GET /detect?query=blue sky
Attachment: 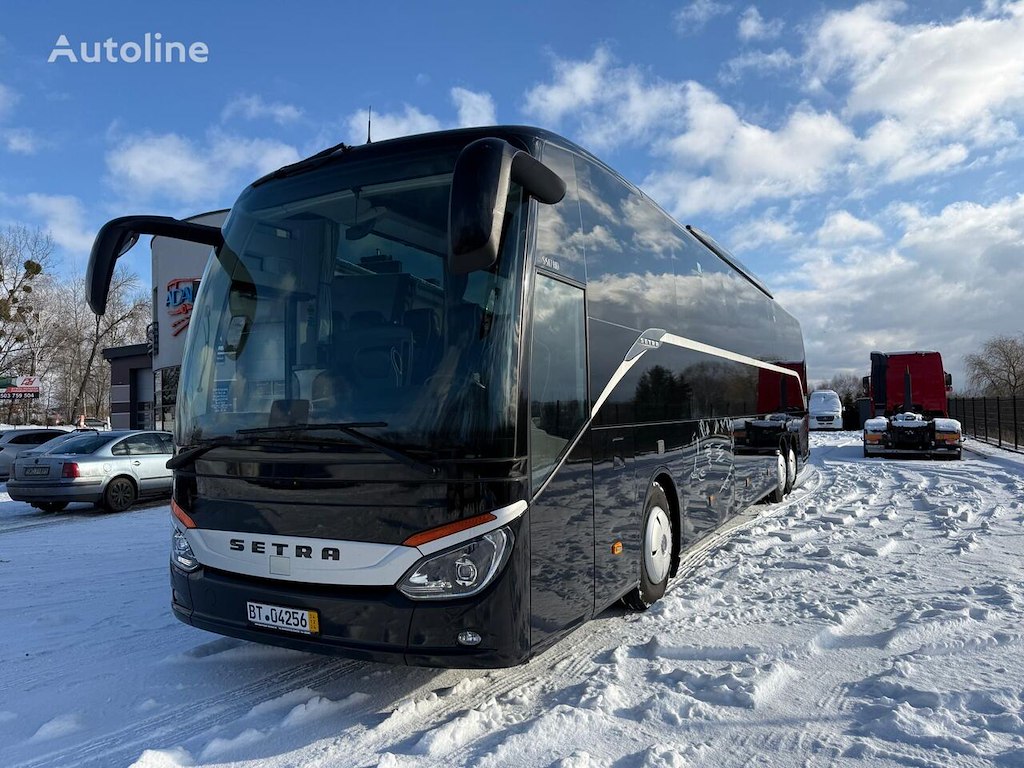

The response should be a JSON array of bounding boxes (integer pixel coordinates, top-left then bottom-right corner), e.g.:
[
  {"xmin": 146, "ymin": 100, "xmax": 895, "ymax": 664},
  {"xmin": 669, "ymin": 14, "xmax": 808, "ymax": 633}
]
[{"xmin": 2, "ymin": 0, "xmax": 1023, "ymax": 387}]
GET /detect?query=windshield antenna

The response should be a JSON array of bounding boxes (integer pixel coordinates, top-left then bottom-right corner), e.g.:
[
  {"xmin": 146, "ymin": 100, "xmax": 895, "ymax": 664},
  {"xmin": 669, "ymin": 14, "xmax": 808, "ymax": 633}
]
[{"xmin": 367, "ymin": 106, "xmax": 372, "ymax": 144}]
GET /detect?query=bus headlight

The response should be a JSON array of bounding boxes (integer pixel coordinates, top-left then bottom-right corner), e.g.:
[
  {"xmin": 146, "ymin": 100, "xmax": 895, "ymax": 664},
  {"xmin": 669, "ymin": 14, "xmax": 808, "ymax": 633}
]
[
  {"xmin": 172, "ymin": 527, "xmax": 200, "ymax": 572},
  {"xmin": 398, "ymin": 528, "xmax": 513, "ymax": 600}
]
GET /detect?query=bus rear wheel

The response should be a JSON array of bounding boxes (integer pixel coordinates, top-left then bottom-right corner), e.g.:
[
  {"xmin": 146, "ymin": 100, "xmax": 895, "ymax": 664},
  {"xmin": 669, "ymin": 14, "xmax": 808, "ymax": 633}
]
[
  {"xmin": 623, "ymin": 481, "xmax": 673, "ymax": 611},
  {"xmin": 769, "ymin": 449, "xmax": 787, "ymax": 503},
  {"xmin": 784, "ymin": 443, "xmax": 798, "ymax": 494}
]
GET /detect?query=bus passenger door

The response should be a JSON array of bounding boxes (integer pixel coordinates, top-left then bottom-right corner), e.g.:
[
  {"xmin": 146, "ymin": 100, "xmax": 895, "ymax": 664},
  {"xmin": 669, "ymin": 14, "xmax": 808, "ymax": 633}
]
[{"xmin": 528, "ymin": 274, "xmax": 594, "ymax": 650}]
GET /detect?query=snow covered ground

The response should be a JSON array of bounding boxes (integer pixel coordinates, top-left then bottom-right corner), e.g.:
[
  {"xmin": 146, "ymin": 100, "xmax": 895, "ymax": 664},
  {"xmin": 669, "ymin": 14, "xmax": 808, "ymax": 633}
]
[{"xmin": 3, "ymin": 432, "xmax": 1024, "ymax": 768}]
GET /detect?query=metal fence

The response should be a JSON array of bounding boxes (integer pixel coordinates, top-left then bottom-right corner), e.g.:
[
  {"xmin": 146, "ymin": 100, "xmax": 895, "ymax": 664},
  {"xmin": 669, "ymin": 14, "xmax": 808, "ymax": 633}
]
[{"xmin": 949, "ymin": 397, "xmax": 1024, "ymax": 452}]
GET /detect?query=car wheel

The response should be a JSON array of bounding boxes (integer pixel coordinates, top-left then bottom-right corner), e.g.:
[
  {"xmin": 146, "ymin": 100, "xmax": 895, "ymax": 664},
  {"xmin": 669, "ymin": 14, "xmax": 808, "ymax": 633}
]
[
  {"xmin": 622, "ymin": 481, "xmax": 674, "ymax": 610},
  {"xmin": 38, "ymin": 502, "xmax": 68, "ymax": 513},
  {"xmin": 784, "ymin": 443, "xmax": 798, "ymax": 494},
  {"xmin": 103, "ymin": 476, "xmax": 137, "ymax": 512}
]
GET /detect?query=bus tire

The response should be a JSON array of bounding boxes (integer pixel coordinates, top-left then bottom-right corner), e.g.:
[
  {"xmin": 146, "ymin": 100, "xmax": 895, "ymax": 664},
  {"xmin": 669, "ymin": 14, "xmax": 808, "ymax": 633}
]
[
  {"xmin": 769, "ymin": 449, "xmax": 787, "ymax": 503},
  {"xmin": 623, "ymin": 481, "xmax": 673, "ymax": 611},
  {"xmin": 784, "ymin": 443, "xmax": 797, "ymax": 494}
]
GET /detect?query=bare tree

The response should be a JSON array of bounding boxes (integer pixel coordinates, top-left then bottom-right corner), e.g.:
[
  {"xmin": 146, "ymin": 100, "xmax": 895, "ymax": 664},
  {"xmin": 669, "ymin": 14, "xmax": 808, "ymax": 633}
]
[
  {"xmin": 812, "ymin": 373, "xmax": 863, "ymax": 403},
  {"xmin": 32, "ymin": 267, "xmax": 148, "ymax": 421},
  {"xmin": 965, "ymin": 334, "xmax": 1024, "ymax": 396},
  {"xmin": 0, "ymin": 225, "xmax": 53, "ymax": 376}
]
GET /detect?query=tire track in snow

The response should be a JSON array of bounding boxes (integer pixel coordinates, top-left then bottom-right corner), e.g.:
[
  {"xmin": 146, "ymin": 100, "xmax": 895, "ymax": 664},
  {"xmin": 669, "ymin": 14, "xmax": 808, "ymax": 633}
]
[{"xmin": 8, "ymin": 655, "xmax": 366, "ymax": 768}]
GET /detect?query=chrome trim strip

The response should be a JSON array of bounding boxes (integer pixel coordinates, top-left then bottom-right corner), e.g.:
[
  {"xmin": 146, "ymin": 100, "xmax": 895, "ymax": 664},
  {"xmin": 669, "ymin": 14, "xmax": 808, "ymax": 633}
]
[
  {"xmin": 177, "ymin": 500, "xmax": 529, "ymax": 586},
  {"xmin": 591, "ymin": 328, "xmax": 804, "ymax": 420}
]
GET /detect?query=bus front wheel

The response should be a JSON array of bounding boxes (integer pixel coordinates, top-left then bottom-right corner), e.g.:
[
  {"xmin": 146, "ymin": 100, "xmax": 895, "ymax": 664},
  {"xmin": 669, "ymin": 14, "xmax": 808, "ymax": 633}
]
[{"xmin": 623, "ymin": 481, "xmax": 674, "ymax": 611}]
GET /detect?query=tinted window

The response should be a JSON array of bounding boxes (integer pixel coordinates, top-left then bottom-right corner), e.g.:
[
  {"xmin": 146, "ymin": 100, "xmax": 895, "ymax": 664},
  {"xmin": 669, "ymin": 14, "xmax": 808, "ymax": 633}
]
[
  {"xmin": 158, "ymin": 434, "xmax": 175, "ymax": 454},
  {"xmin": 536, "ymin": 144, "xmax": 585, "ymax": 282},
  {"xmin": 59, "ymin": 434, "xmax": 118, "ymax": 455},
  {"xmin": 11, "ymin": 432, "xmax": 60, "ymax": 445},
  {"xmin": 111, "ymin": 439, "xmax": 130, "ymax": 456},
  {"xmin": 530, "ymin": 275, "xmax": 587, "ymax": 489},
  {"xmin": 576, "ymin": 157, "xmax": 679, "ymax": 331}
]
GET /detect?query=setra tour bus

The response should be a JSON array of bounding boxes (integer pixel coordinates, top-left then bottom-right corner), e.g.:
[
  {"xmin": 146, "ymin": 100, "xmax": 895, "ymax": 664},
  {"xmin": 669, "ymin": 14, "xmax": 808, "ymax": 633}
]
[{"xmin": 87, "ymin": 126, "xmax": 808, "ymax": 667}]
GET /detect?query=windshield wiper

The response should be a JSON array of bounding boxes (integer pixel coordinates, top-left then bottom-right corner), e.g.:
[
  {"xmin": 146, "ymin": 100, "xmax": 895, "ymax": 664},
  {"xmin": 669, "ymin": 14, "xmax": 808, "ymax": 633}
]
[
  {"xmin": 236, "ymin": 422, "xmax": 440, "ymax": 478},
  {"xmin": 166, "ymin": 434, "xmax": 301, "ymax": 470}
]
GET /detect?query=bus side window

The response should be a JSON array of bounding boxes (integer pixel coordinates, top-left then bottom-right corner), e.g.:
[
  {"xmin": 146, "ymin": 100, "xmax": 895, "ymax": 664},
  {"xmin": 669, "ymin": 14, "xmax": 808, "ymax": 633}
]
[{"xmin": 530, "ymin": 274, "xmax": 587, "ymax": 490}]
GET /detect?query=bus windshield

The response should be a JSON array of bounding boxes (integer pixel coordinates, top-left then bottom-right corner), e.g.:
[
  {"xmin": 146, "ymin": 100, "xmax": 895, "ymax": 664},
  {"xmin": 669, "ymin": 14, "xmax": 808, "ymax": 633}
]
[{"xmin": 177, "ymin": 145, "xmax": 526, "ymax": 459}]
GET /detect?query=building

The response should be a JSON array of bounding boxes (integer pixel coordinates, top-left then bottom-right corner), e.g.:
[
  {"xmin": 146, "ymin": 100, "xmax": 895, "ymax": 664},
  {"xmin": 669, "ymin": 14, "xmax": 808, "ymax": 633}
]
[{"xmin": 102, "ymin": 343, "xmax": 152, "ymax": 429}]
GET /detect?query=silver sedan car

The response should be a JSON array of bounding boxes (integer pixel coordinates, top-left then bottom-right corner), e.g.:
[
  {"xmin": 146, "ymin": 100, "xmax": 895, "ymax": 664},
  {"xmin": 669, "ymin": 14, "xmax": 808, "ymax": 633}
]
[{"xmin": 7, "ymin": 430, "xmax": 174, "ymax": 512}]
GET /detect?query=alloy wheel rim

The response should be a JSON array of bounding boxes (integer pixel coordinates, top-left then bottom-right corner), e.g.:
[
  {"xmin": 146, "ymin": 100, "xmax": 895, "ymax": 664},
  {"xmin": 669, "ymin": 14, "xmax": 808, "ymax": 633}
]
[{"xmin": 111, "ymin": 481, "xmax": 132, "ymax": 509}]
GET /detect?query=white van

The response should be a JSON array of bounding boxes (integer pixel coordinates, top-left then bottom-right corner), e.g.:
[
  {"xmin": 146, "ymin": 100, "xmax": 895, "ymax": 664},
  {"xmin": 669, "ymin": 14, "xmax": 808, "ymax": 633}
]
[{"xmin": 809, "ymin": 389, "xmax": 843, "ymax": 430}]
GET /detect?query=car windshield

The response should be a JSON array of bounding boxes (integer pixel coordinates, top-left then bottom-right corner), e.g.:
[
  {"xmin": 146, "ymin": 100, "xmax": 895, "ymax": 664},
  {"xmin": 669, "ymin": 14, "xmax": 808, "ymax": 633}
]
[
  {"xmin": 810, "ymin": 392, "xmax": 841, "ymax": 409},
  {"xmin": 178, "ymin": 142, "xmax": 527, "ymax": 459}
]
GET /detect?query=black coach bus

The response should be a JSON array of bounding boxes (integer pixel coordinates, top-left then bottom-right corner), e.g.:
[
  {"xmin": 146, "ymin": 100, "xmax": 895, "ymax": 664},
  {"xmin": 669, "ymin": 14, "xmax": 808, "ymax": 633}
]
[{"xmin": 87, "ymin": 126, "xmax": 808, "ymax": 667}]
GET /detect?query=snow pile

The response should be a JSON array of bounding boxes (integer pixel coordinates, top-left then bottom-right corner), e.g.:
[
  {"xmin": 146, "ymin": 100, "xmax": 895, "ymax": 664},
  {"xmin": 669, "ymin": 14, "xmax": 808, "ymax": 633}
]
[{"xmin": 2, "ymin": 433, "xmax": 1024, "ymax": 767}]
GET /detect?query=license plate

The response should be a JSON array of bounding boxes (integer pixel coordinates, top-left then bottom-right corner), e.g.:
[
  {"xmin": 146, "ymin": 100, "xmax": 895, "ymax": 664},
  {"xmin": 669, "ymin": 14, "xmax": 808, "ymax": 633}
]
[
  {"xmin": 246, "ymin": 601, "xmax": 319, "ymax": 635},
  {"xmin": 25, "ymin": 466, "xmax": 49, "ymax": 476}
]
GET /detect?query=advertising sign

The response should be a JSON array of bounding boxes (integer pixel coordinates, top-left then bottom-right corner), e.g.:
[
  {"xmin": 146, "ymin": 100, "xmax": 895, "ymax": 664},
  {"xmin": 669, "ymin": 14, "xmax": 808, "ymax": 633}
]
[{"xmin": 0, "ymin": 375, "xmax": 42, "ymax": 400}]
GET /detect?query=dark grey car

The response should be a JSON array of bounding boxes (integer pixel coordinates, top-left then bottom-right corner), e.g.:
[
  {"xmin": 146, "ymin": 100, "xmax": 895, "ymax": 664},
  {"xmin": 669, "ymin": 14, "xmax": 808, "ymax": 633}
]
[{"xmin": 7, "ymin": 430, "xmax": 174, "ymax": 512}]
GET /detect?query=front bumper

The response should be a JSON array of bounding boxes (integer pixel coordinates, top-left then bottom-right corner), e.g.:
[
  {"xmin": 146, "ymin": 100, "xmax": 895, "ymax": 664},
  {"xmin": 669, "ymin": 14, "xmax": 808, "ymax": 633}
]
[
  {"xmin": 863, "ymin": 436, "xmax": 962, "ymax": 456},
  {"xmin": 170, "ymin": 536, "xmax": 531, "ymax": 668},
  {"xmin": 5, "ymin": 478, "xmax": 104, "ymax": 503},
  {"xmin": 809, "ymin": 416, "xmax": 842, "ymax": 430}
]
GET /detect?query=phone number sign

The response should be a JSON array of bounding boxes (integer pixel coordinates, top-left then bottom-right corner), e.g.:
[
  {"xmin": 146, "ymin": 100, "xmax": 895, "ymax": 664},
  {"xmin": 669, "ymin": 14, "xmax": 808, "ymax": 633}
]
[{"xmin": 0, "ymin": 376, "xmax": 41, "ymax": 400}]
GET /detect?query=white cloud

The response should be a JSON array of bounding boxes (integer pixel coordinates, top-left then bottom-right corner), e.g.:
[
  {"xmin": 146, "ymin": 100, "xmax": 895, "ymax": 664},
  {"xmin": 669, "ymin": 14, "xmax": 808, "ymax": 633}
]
[
  {"xmin": 804, "ymin": 1, "xmax": 905, "ymax": 89},
  {"xmin": 857, "ymin": 118, "xmax": 969, "ymax": 182},
  {"xmin": 4, "ymin": 128, "xmax": 38, "ymax": 154},
  {"xmin": 815, "ymin": 210, "xmax": 883, "ymax": 244},
  {"xmin": 523, "ymin": 49, "xmax": 854, "ymax": 215},
  {"xmin": 726, "ymin": 213, "xmax": 798, "ymax": 252},
  {"xmin": 20, "ymin": 193, "xmax": 94, "ymax": 255},
  {"xmin": 451, "ymin": 88, "xmax": 496, "ymax": 127},
  {"xmin": 802, "ymin": 1, "xmax": 1024, "ymax": 182},
  {"xmin": 674, "ymin": 0, "xmax": 732, "ymax": 33},
  {"xmin": 106, "ymin": 131, "xmax": 301, "ymax": 205},
  {"xmin": 344, "ymin": 88, "xmax": 497, "ymax": 144},
  {"xmin": 0, "ymin": 82, "xmax": 17, "ymax": 120},
  {"xmin": 844, "ymin": 11, "xmax": 1024, "ymax": 137},
  {"xmin": 720, "ymin": 48, "xmax": 796, "ymax": 84},
  {"xmin": 524, "ymin": 48, "xmax": 688, "ymax": 152},
  {"xmin": 738, "ymin": 7, "xmax": 784, "ymax": 40},
  {"xmin": 221, "ymin": 94, "xmax": 303, "ymax": 125},
  {"xmin": 647, "ymin": 87, "xmax": 856, "ymax": 215},
  {"xmin": 348, "ymin": 105, "xmax": 441, "ymax": 144},
  {"xmin": 775, "ymin": 194, "xmax": 1024, "ymax": 384},
  {"xmin": 523, "ymin": 48, "xmax": 613, "ymax": 125}
]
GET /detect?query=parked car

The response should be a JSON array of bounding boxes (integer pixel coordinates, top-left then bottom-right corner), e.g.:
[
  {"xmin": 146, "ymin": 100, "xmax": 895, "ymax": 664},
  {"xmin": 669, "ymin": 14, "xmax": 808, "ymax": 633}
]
[
  {"xmin": 75, "ymin": 416, "xmax": 111, "ymax": 430},
  {"xmin": 6, "ymin": 430, "xmax": 174, "ymax": 512},
  {"xmin": 0, "ymin": 428, "xmax": 71, "ymax": 482},
  {"xmin": 808, "ymin": 389, "xmax": 844, "ymax": 431}
]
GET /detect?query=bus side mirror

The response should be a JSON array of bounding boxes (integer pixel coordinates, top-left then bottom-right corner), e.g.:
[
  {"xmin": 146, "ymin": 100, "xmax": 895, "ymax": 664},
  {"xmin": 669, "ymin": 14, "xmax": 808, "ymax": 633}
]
[
  {"xmin": 944, "ymin": 372, "xmax": 952, "ymax": 388},
  {"xmin": 87, "ymin": 215, "xmax": 223, "ymax": 316},
  {"xmin": 448, "ymin": 138, "xmax": 566, "ymax": 275},
  {"xmin": 861, "ymin": 376, "xmax": 870, "ymax": 395}
]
